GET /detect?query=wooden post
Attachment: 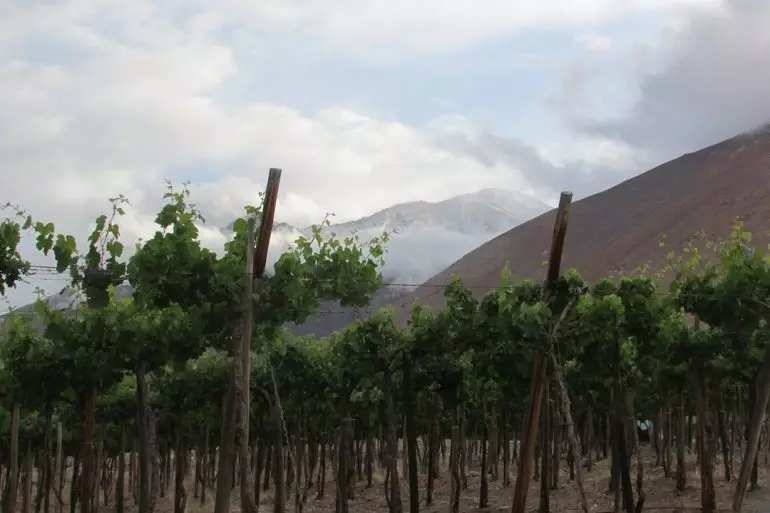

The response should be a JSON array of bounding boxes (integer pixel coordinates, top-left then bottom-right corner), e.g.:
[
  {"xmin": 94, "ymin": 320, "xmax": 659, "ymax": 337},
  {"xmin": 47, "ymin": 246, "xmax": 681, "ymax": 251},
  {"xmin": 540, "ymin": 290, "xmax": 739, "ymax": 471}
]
[
  {"xmin": 254, "ymin": 168, "xmax": 282, "ymax": 277},
  {"xmin": 511, "ymin": 191, "xmax": 572, "ymax": 513},
  {"xmin": 237, "ymin": 217, "xmax": 259, "ymax": 513},
  {"xmin": 240, "ymin": 168, "xmax": 282, "ymax": 513},
  {"xmin": 215, "ymin": 168, "xmax": 282, "ymax": 513}
]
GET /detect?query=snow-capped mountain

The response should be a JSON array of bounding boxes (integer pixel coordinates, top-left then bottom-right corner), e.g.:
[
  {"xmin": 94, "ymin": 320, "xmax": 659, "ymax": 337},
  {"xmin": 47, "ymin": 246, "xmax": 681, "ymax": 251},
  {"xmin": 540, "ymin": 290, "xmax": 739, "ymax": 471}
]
[
  {"xmin": 270, "ymin": 188, "xmax": 550, "ymax": 288},
  {"xmin": 281, "ymin": 188, "xmax": 550, "ymax": 336},
  {"xmin": 337, "ymin": 188, "xmax": 547, "ymax": 235}
]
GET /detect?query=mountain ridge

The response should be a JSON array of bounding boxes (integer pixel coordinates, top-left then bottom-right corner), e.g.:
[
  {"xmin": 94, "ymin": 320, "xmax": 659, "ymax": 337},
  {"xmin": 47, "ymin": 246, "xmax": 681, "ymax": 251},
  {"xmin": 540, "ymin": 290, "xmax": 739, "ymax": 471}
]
[
  {"xmin": 268, "ymin": 188, "xmax": 549, "ymax": 288},
  {"xmin": 385, "ymin": 126, "xmax": 770, "ymax": 325},
  {"xmin": 273, "ymin": 187, "xmax": 548, "ymax": 236}
]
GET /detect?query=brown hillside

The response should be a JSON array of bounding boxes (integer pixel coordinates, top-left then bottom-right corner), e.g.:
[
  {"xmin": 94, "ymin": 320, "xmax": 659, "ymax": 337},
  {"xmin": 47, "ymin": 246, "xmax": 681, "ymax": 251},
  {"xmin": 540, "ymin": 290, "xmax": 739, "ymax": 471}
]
[{"xmin": 390, "ymin": 126, "xmax": 770, "ymax": 323}]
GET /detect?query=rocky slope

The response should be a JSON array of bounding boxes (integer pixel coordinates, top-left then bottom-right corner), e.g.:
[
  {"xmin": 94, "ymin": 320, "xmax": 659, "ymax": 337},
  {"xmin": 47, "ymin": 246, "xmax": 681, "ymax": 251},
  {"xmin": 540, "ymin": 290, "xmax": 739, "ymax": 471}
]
[{"xmin": 388, "ymin": 126, "xmax": 770, "ymax": 324}]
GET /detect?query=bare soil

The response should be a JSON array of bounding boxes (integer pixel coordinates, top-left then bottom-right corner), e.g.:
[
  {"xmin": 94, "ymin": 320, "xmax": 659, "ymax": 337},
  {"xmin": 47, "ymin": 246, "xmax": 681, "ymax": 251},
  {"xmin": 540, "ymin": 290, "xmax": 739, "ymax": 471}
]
[{"xmin": 101, "ymin": 447, "xmax": 770, "ymax": 513}]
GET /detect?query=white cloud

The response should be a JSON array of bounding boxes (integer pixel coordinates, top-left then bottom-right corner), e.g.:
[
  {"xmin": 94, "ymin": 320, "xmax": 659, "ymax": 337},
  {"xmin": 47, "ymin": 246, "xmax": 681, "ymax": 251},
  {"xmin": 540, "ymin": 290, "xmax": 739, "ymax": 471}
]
[
  {"xmin": 0, "ymin": 15, "xmax": 518, "ymax": 226},
  {"xmin": 575, "ymin": 33, "xmax": 613, "ymax": 52},
  {"xmin": 0, "ymin": 2, "xmax": 541, "ymax": 308},
  {"xmin": 0, "ymin": 1, "xmax": 718, "ymax": 61},
  {"xmin": 561, "ymin": 0, "xmax": 770, "ymax": 161},
  {"xmin": 0, "ymin": 0, "xmax": 736, "ymax": 310},
  {"xmin": 228, "ymin": 0, "xmax": 717, "ymax": 56}
]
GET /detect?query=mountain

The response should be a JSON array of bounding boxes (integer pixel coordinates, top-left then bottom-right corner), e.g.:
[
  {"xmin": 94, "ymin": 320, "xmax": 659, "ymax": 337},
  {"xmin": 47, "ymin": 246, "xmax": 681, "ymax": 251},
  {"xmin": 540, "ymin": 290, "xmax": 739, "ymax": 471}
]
[
  {"xmin": 387, "ymin": 125, "xmax": 770, "ymax": 324},
  {"xmin": 2, "ymin": 188, "xmax": 548, "ymax": 337},
  {"xmin": 334, "ymin": 188, "xmax": 548, "ymax": 235},
  {"xmin": 281, "ymin": 188, "xmax": 550, "ymax": 336},
  {"xmin": 265, "ymin": 188, "xmax": 548, "ymax": 289}
]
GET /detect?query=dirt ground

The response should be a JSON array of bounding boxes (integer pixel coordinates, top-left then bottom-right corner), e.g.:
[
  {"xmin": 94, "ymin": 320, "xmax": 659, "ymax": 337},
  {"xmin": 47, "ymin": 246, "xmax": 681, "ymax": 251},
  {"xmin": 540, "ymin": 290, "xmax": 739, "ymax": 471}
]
[{"xmin": 108, "ymin": 447, "xmax": 770, "ymax": 513}]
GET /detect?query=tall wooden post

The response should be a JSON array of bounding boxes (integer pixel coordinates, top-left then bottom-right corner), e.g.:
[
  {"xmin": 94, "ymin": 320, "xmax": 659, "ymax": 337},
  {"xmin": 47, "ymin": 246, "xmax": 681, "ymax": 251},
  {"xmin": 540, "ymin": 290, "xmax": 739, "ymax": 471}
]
[
  {"xmin": 240, "ymin": 168, "xmax": 282, "ymax": 513},
  {"xmin": 511, "ymin": 191, "xmax": 573, "ymax": 513},
  {"xmin": 215, "ymin": 168, "xmax": 282, "ymax": 513},
  {"xmin": 236, "ymin": 216, "xmax": 259, "ymax": 513}
]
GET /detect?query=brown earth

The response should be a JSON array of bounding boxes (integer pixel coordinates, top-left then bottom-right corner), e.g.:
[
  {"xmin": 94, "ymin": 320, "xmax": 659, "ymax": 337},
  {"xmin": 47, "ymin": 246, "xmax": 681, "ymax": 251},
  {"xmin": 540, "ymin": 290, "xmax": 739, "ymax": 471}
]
[
  {"xmin": 389, "ymin": 126, "xmax": 770, "ymax": 324},
  {"xmin": 99, "ymin": 447, "xmax": 770, "ymax": 513}
]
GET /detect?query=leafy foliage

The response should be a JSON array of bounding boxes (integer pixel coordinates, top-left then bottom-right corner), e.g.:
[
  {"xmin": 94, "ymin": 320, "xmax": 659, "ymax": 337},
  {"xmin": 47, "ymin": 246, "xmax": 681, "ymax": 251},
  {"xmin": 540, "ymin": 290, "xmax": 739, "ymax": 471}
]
[{"xmin": 2, "ymin": 183, "xmax": 769, "ymax": 513}]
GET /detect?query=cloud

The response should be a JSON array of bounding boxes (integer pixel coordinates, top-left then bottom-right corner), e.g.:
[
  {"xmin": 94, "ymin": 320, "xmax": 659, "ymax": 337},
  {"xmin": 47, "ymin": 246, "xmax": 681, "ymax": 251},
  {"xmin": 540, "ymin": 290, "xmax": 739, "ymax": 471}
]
[
  {"xmin": 366, "ymin": 226, "xmax": 509, "ymax": 285},
  {"xmin": 0, "ymin": 0, "xmax": 726, "ymax": 311},
  {"xmin": 433, "ymin": 127, "xmax": 644, "ymax": 200},
  {"xmin": 575, "ymin": 33, "xmax": 613, "ymax": 52},
  {"xmin": 226, "ymin": 0, "xmax": 717, "ymax": 57},
  {"xmin": 0, "ymin": 2, "xmax": 544, "ymax": 308},
  {"xmin": 0, "ymin": 16, "xmax": 526, "ymax": 230},
  {"xmin": 569, "ymin": 0, "xmax": 770, "ymax": 160},
  {"xmin": 0, "ymin": 1, "xmax": 718, "ymax": 63}
]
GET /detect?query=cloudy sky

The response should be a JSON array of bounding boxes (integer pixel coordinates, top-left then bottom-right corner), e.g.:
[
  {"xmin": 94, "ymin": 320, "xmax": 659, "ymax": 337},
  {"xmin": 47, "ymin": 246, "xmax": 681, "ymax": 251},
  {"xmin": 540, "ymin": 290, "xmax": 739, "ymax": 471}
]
[{"xmin": 2, "ymin": 0, "xmax": 769, "ymax": 307}]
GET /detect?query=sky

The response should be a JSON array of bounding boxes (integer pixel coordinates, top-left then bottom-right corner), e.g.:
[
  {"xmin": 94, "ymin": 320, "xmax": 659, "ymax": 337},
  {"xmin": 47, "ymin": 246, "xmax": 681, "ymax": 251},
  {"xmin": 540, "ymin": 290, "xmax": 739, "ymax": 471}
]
[{"xmin": 2, "ymin": 0, "xmax": 769, "ymax": 308}]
